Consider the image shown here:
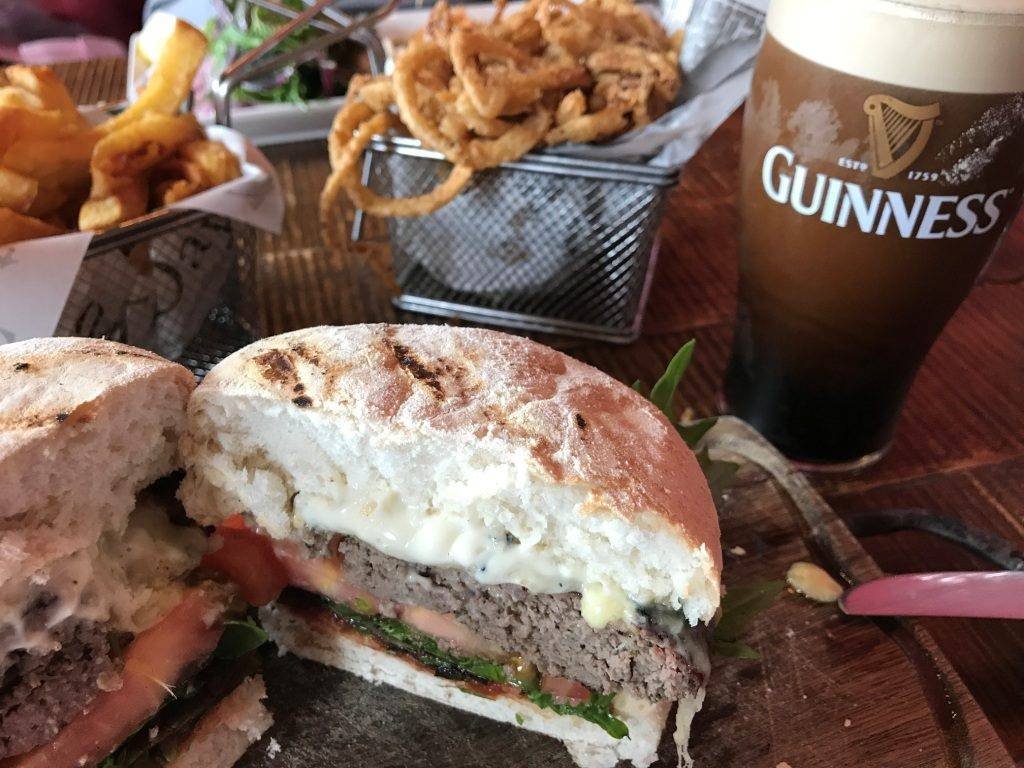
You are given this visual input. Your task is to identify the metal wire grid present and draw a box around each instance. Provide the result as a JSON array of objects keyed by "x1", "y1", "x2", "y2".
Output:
[
  {"x1": 55, "y1": 211, "x2": 259, "y2": 376},
  {"x1": 359, "y1": 138, "x2": 677, "y2": 343}
]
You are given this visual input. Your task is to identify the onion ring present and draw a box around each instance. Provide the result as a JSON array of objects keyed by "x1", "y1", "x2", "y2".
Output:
[
  {"x1": 325, "y1": 111, "x2": 474, "y2": 217},
  {"x1": 458, "y1": 107, "x2": 551, "y2": 169},
  {"x1": 393, "y1": 37, "x2": 459, "y2": 153},
  {"x1": 455, "y1": 92, "x2": 512, "y2": 138},
  {"x1": 544, "y1": 105, "x2": 627, "y2": 146},
  {"x1": 348, "y1": 75, "x2": 395, "y2": 113},
  {"x1": 450, "y1": 29, "x2": 533, "y2": 118},
  {"x1": 588, "y1": 45, "x2": 679, "y2": 102},
  {"x1": 439, "y1": 110, "x2": 471, "y2": 142},
  {"x1": 555, "y1": 89, "x2": 586, "y2": 125},
  {"x1": 328, "y1": 100, "x2": 375, "y2": 169},
  {"x1": 322, "y1": 0, "x2": 682, "y2": 218}
]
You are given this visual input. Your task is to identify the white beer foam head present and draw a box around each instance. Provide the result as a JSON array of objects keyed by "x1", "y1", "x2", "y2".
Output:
[{"x1": 767, "y1": 0, "x2": 1024, "y2": 93}]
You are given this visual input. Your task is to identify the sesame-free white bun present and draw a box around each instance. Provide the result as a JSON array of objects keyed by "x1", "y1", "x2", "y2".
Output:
[
  {"x1": 261, "y1": 602, "x2": 669, "y2": 768},
  {"x1": 180, "y1": 324, "x2": 722, "y2": 624},
  {"x1": 0, "y1": 337, "x2": 195, "y2": 594}
]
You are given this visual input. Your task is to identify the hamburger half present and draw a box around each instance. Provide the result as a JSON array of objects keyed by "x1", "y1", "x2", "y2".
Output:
[
  {"x1": 0, "y1": 338, "x2": 271, "y2": 768},
  {"x1": 180, "y1": 324, "x2": 722, "y2": 768}
]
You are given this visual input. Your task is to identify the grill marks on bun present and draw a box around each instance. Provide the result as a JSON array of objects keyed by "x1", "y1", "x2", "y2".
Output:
[{"x1": 181, "y1": 324, "x2": 722, "y2": 626}]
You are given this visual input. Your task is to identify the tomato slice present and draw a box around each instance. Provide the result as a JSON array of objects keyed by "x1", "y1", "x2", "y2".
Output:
[
  {"x1": 540, "y1": 676, "x2": 592, "y2": 705},
  {"x1": 202, "y1": 515, "x2": 289, "y2": 605},
  {"x1": 204, "y1": 517, "x2": 376, "y2": 609},
  {"x1": 272, "y1": 539, "x2": 380, "y2": 610},
  {"x1": 6, "y1": 587, "x2": 226, "y2": 768},
  {"x1": 397, "y1": 604, "x2": 504, "y2": 659}
]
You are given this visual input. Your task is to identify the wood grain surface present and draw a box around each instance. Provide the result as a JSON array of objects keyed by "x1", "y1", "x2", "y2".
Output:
[{"x1": 58, "y1": 58, "x2": 1024, "y2": 765}]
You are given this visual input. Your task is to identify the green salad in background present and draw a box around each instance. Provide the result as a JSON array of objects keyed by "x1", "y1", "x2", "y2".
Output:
[{"x1": 205, "y1": 0, "x2": 361, "y2": 106}]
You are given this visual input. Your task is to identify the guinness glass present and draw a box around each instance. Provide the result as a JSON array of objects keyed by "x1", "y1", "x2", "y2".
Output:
[{"x1": 723, "y1": 0, "x2": 1024, "y2": 469}]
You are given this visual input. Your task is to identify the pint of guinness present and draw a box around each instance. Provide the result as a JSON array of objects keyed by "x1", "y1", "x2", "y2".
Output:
[{"x1": 723, "y1": 0, "x2": 1024, "y2": 469}]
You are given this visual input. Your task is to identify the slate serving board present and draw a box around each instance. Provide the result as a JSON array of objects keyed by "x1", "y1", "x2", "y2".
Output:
[{"x1": 238, "y1": 418, "x2": 1015, "y2": 768}]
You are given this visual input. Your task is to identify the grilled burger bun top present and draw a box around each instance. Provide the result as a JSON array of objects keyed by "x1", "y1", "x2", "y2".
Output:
[{"x1": 180, "y1": 324, "x2": 721, "y2": 627}]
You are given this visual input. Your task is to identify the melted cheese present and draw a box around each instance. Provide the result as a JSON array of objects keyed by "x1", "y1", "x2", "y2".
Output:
[
  {"x1": 0, "y1": 498, "x2": 205, "y2": 661},
  {"x1": 673, "y1": 689, "x2": 706, "y2": 768},
  {"x1": 298, "y1": 491, "x2": 637, "y2": 630},
  {"x1": 580, "y1": 582, "x2": 635, "y2": 629}
]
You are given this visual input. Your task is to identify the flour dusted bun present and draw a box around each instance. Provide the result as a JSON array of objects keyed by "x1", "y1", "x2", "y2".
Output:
[
  {"x1": 261, "y1": 603, "x2": 669, "y2": 768},
  {"x1": 0, "y1": 337, "x2": 195, "y2": 587},
  {"x1": 181, "y1": 324, "x2": 721, "y2": 623}
]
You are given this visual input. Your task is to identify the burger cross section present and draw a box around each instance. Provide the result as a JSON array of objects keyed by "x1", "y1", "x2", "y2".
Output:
[{"x1": 0, "y1": 327, "x2": 723, "y2": 768}]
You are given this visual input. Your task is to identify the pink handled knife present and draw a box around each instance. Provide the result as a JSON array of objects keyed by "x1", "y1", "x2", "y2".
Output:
[{"x1": 840, "y1": 571, "x2": 1024, "y2": 620}]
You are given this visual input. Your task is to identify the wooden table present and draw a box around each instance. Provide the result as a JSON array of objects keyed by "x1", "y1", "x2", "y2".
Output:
[{"x1": 60, "y1": 58, "x2": 1024, "y2": 765}]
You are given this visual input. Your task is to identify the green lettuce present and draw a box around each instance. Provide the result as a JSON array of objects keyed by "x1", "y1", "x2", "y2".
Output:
[{"x1": 326, "y1": 600, "x2": 629, "y2": 739}]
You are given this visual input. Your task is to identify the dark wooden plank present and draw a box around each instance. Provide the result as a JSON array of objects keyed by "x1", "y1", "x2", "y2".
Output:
[
  {"x1": 827, "y1": 457, "x2": 1024, "y2": 762},
  {"x1": 641, "y1": 118, "x2": 741, "y2": 335}
]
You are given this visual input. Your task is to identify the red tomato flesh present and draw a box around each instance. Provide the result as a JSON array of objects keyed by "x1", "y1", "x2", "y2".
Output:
[
  {"x1": 201, "y1": 515, "x2": 289, "y2": 605},
  {"x1": 540, "y1": 676, "x2": 592, "y2": 704},
  {"x1": 6, "y1": 587, "x2": 226, "y2": 768}
]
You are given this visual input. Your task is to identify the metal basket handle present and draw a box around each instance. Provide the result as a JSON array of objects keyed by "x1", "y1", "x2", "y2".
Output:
[{"x1": 211, "y1": 0, "x2": 398, "y2": 127}]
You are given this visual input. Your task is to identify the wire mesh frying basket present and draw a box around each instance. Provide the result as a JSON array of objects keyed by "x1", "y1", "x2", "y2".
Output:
[
  {"x1": 55, "y1": 210, "x2": 260, "y2": 377},
  {"x1": 355, "y1": 137, "x2": 679, "y2": 343},
  {"x1": 208, "y1": 0, "x2": 682, "y2": 343}
]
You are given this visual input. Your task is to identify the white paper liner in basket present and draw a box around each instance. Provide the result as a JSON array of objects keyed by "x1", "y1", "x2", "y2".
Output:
[{"x1": 0, "y1": 126, "x2": 283, "y2": 354}]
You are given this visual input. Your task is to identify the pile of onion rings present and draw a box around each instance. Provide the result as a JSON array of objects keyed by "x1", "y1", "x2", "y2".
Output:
[{"x1": 320, "y1": 0, "x2": 682, "y2": 220}]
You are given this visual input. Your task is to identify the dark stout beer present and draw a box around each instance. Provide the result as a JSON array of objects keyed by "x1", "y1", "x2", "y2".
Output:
[{"x1": 723, "y1": 0, "x2": 1024, "y2": 468}]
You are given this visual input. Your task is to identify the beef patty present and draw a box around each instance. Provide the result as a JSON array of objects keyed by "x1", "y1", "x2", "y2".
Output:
[
  {"x1": 0, "y1": 620, "x2": 118, "y2": 759},
  {"x1": 335, "y1": 536, "x2": 707, "y2": 702}
]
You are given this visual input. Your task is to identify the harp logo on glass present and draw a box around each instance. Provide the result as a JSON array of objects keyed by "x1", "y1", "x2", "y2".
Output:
[{"x1": 863, "y1": 94, "x2": 940, "y2": 179}]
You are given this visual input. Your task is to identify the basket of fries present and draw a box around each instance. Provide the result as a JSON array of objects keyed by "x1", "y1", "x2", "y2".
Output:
[{"x1": 0, "y1": 16, "x2": 283, "y2": 371}]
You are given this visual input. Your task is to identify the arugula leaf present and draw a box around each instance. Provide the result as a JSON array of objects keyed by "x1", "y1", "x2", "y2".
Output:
[
  {"x1": 647, "y1": 339, "x2": 695, "y2": 420},
  {"x1": 641, "y1": 340, "x2": 719, "y2": 452},
  {"x1": 711, "y1": 639, "x2": 762, "y2": 660},
  {"x1": 715, "y1": 581, "x2": 785, "y2": 642},
  {"x1": 640, "y1": 344, "x2": 777, "y2": 662},
  {"x1": 675, "y1": 417, "x2": 717, "y2": 449},
  {"x1": 694, "y1": 446, "x2": 740, "y2": 504},
  {"x1": 327, "y1": 601, "x2": 506, "y2": 685},
  {"x1": 325, "y1": 599, "x2": 629, "y2": 739},
  {"x1": 639, "y1": 340, "x2": 740, "y2": 509},
  {"x1": 459, "y1": 657, "x2": 508, "y2": 684},
  {"x1": 525, "y1": 690, "x2": 630, "y2": 739},
  {"x1": 710, "y1": 580, "x2": 785, "y2": 660},
  {"x1": 214, "y1": 616, "x2": 268, "y2": 659}
]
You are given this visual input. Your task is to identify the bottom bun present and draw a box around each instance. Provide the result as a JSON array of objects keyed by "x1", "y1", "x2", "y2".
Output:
[
  {"x1": 167, "y1": 676, "x2": 273, "y2": 768},
  {"x1": 261, "y1": 602, "x2": 671, "y2": 768}
]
